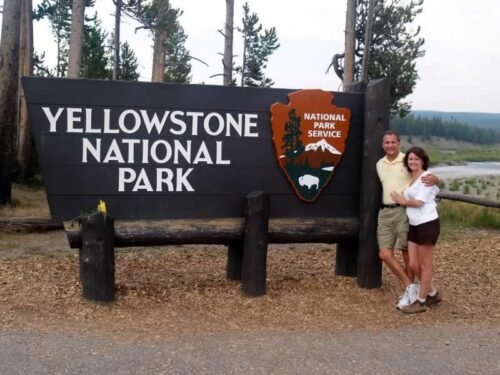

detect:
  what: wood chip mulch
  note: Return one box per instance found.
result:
[0,229,499,339]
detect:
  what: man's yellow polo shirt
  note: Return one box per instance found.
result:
[376,152,411,205]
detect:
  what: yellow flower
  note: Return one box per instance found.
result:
[97,200,107,214]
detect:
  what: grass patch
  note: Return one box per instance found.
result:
[0,184,50,218]
[438,200,500,230]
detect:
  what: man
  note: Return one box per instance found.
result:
[376,130,438,309]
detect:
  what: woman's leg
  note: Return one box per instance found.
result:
[407,241,420,281]
[417,244,434,299]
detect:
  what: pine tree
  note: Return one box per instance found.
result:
[34,0,73,77]
[81,16,111,79]
[162,11,191,83]
[34,0,97,78]
[356,0,425,117]
[124,0,192,83]
[236,2,279,87]
[118,41,140,81]
[282,109,304,158]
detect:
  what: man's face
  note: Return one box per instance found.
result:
[382,134,400,158]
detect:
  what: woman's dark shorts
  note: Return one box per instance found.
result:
[408,218,440,246]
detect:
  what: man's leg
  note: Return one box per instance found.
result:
[401,250,415,282]
[379,248,412,287]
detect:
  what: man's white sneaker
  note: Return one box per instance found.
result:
[397,284,418,310]
[397,287,411,309]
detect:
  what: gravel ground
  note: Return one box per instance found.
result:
[1,323,499,374]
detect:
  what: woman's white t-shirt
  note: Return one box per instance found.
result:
[403,171,439,226]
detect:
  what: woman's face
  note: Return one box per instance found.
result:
[407,152,423,172]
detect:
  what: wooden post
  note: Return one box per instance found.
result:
[335,237,358,277]
[357,78,390,288]
[335,81,366,277]
[79,213,115,302]
[242,191,269,296]
[226,241,243,280]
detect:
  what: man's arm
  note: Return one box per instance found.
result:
[421,173,439,187]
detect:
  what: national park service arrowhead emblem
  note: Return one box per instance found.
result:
[270,90,351,202]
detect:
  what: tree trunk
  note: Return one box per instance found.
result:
[343,0,357,88]
[113,0,122,80]
[0,0,22,205]
[223,0,234,86]
[360,0,375,83]
[67,0,86,78]
[151,0,169,82]
[17,0,34,184]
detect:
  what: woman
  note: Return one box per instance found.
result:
[390,146,442,314]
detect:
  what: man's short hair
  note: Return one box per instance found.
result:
[382,130,400,142]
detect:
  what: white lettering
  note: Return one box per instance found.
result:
[82,138,100,163]
[192,142,213,164]
[103,139,125,163]
[150,140,172,163]
[169,111,187,135]
[122,139,140,163]
[204,112,225,136]
[118,167,194,192]
[118,168,136,192]
[132,169,153,191]
[118,109,141,134]
[140,110,169,134]
[225,113,243,136]
[156,168,174,191]
[216,141,230,165]
[85,108,100,133]
[186,111,203,135]
[244,114,259,137]
[42,107,64,133]
[176,168,194,191]
[173,139,191,164]
[307,129,342,138]
[67,107,83,133]
[103,109,118,133]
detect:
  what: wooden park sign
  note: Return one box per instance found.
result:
[23,77,390,301]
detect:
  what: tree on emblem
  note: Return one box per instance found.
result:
[281,109,304,159]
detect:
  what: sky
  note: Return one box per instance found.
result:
[3,0,500,114]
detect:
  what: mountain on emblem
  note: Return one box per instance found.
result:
[304,139,342,154]
[270,90,351,202]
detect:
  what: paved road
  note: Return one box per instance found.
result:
[1,323,499,374]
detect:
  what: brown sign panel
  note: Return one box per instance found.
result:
[270,90,351,202]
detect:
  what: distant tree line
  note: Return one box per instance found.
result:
[390,115,500,145]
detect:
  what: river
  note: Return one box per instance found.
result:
[430,162,500,179]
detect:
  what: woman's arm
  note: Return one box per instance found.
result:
[390,191,424,208]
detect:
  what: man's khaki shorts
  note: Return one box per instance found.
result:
[377,206,409,251]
